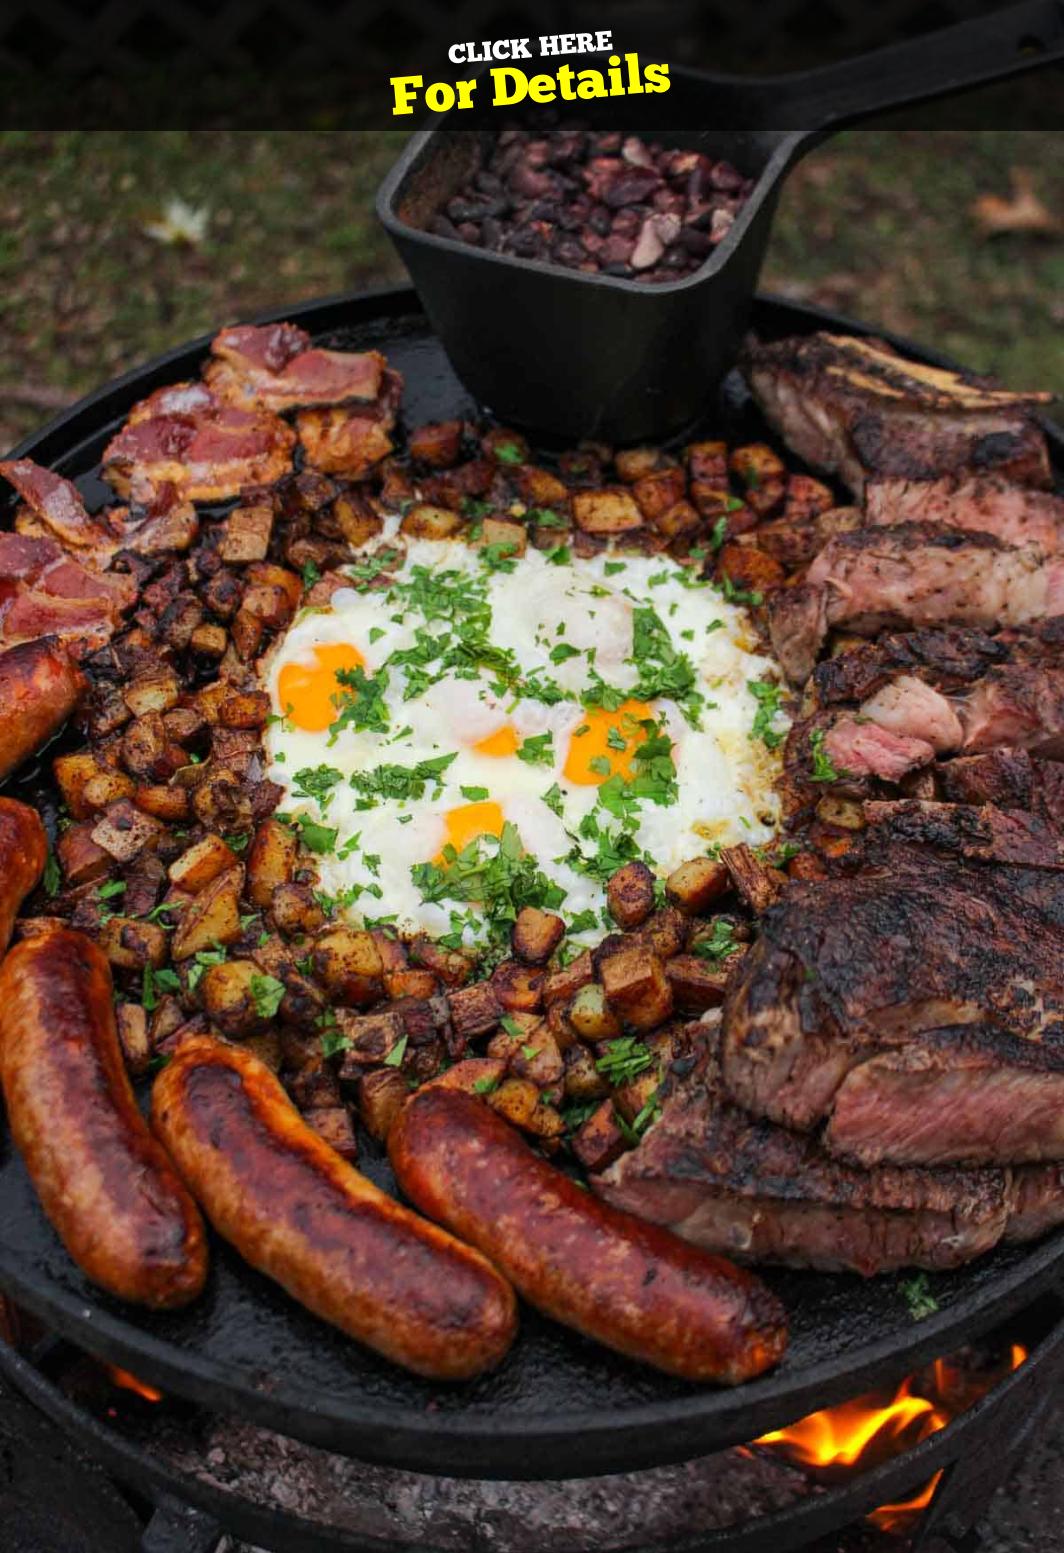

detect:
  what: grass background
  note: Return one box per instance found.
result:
[1,129,1061,451]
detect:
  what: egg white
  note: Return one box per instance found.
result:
[263,537,786,948]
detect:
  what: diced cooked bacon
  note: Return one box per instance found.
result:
[205,323,386,412]
[0,458,117,558]
[2,591,120,655]
[103,403,294,503]
[0,532,63,579]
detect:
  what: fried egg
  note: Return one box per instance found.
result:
[264,537,787,950]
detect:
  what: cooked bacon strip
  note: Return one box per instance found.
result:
[126,381,216,425]
[205,323,385,412]
[0,459,117,559]
[103,400,294,503]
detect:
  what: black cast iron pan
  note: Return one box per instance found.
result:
[378,0,1064,443]
[0,285,1062,1480]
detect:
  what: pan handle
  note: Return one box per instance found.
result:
[765,0,1064,129]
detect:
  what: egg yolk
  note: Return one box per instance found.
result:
[473,724,520,758]
[564,700,655,785]
[436,801,505,860]
[277,643,365,732]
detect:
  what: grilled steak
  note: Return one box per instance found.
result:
[595,1034,1012,1275]
[814,627,1010,705]
[1006,1163,1064,1242]
[744,333,1053,497]
[770,526,1064,684]
[866,476,1064,553]
[823,716,937,783]
[721,841,1064,1152]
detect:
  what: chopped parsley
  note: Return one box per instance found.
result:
[411,821,565,953]
[250,973,286,1019]
[595,1037,654,1086]
[292,813,339,855]
[292,764,344,809]
[748,678,786,751]
[43,850,60,897]
[141,963,181,1012]
[516,731,554,768]
[809,728,842,783]
[901,1272,939,1321]
[693,919,739,962]
[328,664,391,742]
[350,752,457,805]
[384,1034,409,1068]
[187,945,228,992]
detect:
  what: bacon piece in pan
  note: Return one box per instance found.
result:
[0,523,135,656]
[296,366,403,477]
[205,323,386,412]
[103,394,295,503]
[0,459,118,562]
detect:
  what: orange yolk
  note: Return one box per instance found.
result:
[277,643,365,732]
[564,700,655,786]
[473,724,520,758]
[436,801,505,861]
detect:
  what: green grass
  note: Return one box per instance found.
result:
[1,129,1060,452]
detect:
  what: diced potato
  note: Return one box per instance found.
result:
[447,981,503,1041]
[729,443,787,517]
[197,959,267,1037]
[217,502,273,563]
[606,860,656,930]
[332,491,384,547]
[169,834,239,893]
[116,1003,151,1077]
[665,856,730,915]
[571,487,643,535]
[356,1068,408,1141]
[613,1066,662,1124]
[171,865,244,960]
[490,958,544,1014]
[99,917,168,971]
[521,1098,566,1145]
[271,882,327,938]
[599,946,673,1031]
[336,1010,405,1075]
[246,818,299,909]
[82,770,137,811]
[124,669,181,718]
[133,784,190,823]
[244,562,303,620]
[287,1060,342,1110]
[193,682,229,725]
[148,994,185,1048]
[409,936,474,987]
[568,983,622,1043]
[511,906,565,966]
[482,427,529,464]
[720,844,786,913]
[614,446,669,483]
[685,439,728,483]
[304,1107,358,1161]
[653,499,700,541]
[90,800,164,864]
[783,473,834,523]
[487,1077,541,1130]
[665,954,733,1013]
[542,950,592,1006]
[190,623,228,659]
[511,1027,564,1087]
[312,928,384,1008]
[400,503,464,540]
[408,420,464,469]
[640,906,688,960]
[632,468,686,523]
[121,713,186,783]
[716,541,785,596]
[563,1042,609,1103]
[218,691,271,730]
[421,1057,507,1097]
[230,607,265,660]
[473,516,527,558]
[53,752,108,820]
[385,967,439,1000]
[571,1100,627,1172]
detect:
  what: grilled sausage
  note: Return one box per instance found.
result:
[0,637,86,783]
[0,797,47,956]
[390,1087,788,1384]
[0,928,207,1308]
[152,1037,518,1379]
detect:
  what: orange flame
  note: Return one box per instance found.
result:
[755,1343,1027,1535]
[107,1366,163,1404]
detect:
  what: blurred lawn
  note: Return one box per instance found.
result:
[1,129,1061,451]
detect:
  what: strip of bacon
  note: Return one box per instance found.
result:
[205,323,385,412]
[0,459,117,559]
[103,399,294,503]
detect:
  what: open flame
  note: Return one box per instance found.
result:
[755,1343,1027,1535]
[106,1366,163,1404]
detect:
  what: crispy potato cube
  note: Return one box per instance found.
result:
[632,467,686,523]
[563,1042,610,1103]
[385,967,439,1000]
[447,981,503,1041]
[613,1066,662,1124]
[230,607,264,661]
[783,473,834,523]
[169,834,239,893]
[473,516,528,558]
[490,958,545,1014]
[400,503,464,540]
[116,1002,151,1077]
[542,950,592,1006]
[171,865,244,960]
[599,946,673,1031]
[197,959,267,1037]
[654,499,701,541]
[514,462,569,508]
[82,770,137,811]
[640,906,688,960]
[568,983,622,1043]
[245,562,302,618]
[665,856,730,915]
[303,1106,358,1161]
[312,928,384,1008]
[91,799,164,864]
[246,818,299,909]
[665,954,732,1013]
[408,419,465,469]
[729,443,787,518]
[409,936,474,987]
[686,440,728,483]
[614,447,670,483]
[134,784,190,823]
[606,860,656,930]
[357,1068,409,1141]
[512,1027,563,1087]
[720,844,786,913]
[148,994,185,1048]
[571,1099,627,1172]
[336,1009,406,1075]
[787,850,829,881]
[716,541,785,596]
[53,752,108,820]
[511,906,565,966]
[190,623,228,659]
[422,1057,507,1097]
[218,691,271,730]
[124,670,181,718]
[99,917,167,971]
[571,487,643,535]
[331,490,384,547]
[121,712,186,783]
[488,1077,541,1130]
[271,882,327,938]
[217,502,273,563]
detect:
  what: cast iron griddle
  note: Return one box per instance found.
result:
[1,286,1062,1479]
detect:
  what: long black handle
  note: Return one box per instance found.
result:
[765,0,1064,128]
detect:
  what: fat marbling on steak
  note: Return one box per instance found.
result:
[721,814,1064,1167]
[595,1030,1015,1275]
[743,332,1053,498]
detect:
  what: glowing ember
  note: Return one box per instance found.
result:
[755,1343,1027,1535]
[107,1365,163,1404]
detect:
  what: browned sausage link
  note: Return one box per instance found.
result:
[0,797,47,956]
[152,1037,518,1380]
[390,1088,788,1384]
[0,928,207,1309]
[0,637,86,784]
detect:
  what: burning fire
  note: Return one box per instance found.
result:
[107,1366,163,1404]
[755,1343,1027,1535]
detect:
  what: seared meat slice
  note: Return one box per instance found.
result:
[721,849,1064,1135]
[822,716,937,782]
[770,526,1064,684]
[596,1039,1011,1275]
[938,748,1039,810]
[744,333,1053,497]
[103,391,295,502]
[756,506,862,570]
[862,799,1064,868]
[205,323,386,412]
[866,476,1064,553]
[814,626,1009,705]
[962,664,1064,757]
[1006,1163,1064,1242]
[825,1023,1064,1168]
